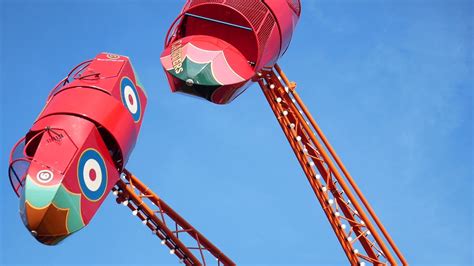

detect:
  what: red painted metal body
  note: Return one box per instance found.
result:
[161,0,301,104]
[8,53,147,244]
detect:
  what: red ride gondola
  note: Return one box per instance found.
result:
[161,0,301,104]
[8,53,147,244]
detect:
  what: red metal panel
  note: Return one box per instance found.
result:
[225,0,275,67]
[36,88,137,164]
[256,12,279,68]
[62,126,120,225]
[287,0,301,16]
[262,0,301,58]
[226,0,268,28]
[29,123,78,175]
[184,4,259,63]
[82,57,125,79]
[188,0,224,7]
[181,0,300,68]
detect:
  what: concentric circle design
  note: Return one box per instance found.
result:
[78,149,108,202]
[36,170,54,184]
[106,53,120,59]
[120,77,141,122]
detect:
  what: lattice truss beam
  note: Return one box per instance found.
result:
[113,170,235,266]
[257,65,407,265]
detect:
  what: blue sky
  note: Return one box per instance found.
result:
[0,0,472,265]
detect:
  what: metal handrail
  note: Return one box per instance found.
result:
[8,128,79,197]
[48,60,93,99]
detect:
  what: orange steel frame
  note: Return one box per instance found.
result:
[257,65,407,265]
[114,170,235,266]
[109,65,407,265]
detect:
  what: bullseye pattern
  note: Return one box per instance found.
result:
[120,77,141,122]
[36,170,54,184]
[78,149,107,202]
[106,53,121,59]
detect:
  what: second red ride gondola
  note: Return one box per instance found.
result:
[161,0,301,104]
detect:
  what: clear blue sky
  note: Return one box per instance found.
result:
[0,0,472,265]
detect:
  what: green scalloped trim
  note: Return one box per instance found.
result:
[169,58,220,86]
[23,176,84,233]
[54,185,84,233]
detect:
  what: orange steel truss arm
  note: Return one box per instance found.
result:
[113,170,235,266]
[257,65,407,265]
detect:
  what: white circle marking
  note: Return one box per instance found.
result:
[124,85,138,114]
[82,159,102,192]
[37,170,54,184]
